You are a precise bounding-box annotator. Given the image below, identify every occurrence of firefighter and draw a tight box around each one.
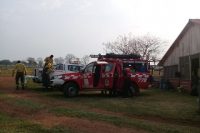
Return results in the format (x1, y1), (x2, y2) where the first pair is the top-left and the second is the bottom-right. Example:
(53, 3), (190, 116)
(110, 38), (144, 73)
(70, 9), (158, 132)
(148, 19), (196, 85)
(44, 55), (54, 66)
(12, 60), (27, 90)
(123, 68), (132, 97)
(42, 55), (54, 89)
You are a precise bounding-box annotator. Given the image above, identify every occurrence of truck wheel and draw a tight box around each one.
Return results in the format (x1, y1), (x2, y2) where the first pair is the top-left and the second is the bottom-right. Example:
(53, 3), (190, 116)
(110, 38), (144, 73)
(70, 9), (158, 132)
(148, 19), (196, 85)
(63, 82), (79, 97)
(128, 83), (140, 97)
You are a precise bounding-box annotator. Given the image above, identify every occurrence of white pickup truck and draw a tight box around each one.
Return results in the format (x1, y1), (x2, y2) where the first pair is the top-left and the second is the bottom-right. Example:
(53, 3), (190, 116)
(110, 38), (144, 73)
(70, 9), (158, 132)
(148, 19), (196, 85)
(33, 63), (84, 86)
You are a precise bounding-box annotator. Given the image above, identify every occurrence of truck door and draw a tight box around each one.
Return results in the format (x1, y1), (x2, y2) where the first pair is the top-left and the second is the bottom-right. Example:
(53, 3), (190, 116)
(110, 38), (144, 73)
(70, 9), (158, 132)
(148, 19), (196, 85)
(113, 63), (123, 90)
(101, 63), (115, 89)
(82, 62), (94, 88)
(93, 65), (101, 87)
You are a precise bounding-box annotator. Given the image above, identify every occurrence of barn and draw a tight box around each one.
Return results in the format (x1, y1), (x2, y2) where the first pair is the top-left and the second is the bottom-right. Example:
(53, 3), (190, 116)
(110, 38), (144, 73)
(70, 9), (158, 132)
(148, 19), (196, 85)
(158, 19), (200, 93)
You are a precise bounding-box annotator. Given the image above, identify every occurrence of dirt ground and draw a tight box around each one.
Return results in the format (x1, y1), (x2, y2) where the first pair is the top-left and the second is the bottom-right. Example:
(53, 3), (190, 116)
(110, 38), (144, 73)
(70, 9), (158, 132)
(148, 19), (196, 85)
(0, 77), (148, 133)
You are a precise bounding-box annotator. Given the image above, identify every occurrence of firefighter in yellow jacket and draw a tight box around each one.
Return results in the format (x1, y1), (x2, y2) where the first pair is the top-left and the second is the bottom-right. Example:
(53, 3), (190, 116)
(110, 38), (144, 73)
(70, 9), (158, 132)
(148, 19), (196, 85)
(12, 60), (27, 90)
(44, 55), (53, 67)
(42, 55), (54, 89)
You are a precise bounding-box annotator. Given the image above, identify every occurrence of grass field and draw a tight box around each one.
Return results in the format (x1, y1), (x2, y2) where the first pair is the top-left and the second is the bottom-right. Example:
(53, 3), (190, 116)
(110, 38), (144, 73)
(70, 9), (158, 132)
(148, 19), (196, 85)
(0, 66), (34, 77)
(0, 76), (200, 133)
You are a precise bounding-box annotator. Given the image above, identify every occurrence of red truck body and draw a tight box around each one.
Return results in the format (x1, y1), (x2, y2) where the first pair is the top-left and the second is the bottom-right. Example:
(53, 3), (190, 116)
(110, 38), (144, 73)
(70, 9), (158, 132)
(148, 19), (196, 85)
(61, 54), (150, 97)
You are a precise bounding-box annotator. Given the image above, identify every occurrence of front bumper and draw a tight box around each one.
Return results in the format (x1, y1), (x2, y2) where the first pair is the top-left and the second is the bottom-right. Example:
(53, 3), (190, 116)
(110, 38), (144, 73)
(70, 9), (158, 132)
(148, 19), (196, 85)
(50, 78), (65, 87)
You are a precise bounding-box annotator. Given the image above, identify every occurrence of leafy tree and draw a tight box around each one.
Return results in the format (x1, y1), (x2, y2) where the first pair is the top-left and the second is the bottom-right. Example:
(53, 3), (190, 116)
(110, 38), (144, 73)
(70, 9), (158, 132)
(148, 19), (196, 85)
(27, 57), (37, 66)
(0, 60), (12, 65)
(54, 57), (65, 64)
(37, 57), (43, 67)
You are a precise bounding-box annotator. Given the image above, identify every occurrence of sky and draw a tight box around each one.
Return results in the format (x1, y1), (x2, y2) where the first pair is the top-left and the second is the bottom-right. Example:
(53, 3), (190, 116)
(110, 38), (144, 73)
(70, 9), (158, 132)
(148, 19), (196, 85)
(1, 0), (200, 61)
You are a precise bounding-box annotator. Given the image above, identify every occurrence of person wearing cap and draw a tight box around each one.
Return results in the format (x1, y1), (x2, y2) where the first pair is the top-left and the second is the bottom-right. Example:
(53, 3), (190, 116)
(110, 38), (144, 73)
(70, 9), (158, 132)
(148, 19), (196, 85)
(12, 60), (27, 90)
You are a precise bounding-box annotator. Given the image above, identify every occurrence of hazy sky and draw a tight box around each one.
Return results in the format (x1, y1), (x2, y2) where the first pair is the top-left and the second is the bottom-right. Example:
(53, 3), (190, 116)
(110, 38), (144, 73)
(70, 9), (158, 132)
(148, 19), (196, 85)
(1, 0), (200, 61)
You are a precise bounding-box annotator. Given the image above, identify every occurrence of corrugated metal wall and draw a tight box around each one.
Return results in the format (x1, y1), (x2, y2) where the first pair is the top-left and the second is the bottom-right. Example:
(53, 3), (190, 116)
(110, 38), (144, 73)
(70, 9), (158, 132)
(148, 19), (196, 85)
(164, 24), (200, 66)
(164, 65), (178, 79)
(163, 24), (200, 80)
(179, 56), (190, 79)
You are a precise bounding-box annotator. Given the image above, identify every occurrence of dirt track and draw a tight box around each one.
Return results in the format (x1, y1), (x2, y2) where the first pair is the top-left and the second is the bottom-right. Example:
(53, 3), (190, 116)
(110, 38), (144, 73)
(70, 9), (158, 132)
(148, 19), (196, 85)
(0, 77), (147, 133)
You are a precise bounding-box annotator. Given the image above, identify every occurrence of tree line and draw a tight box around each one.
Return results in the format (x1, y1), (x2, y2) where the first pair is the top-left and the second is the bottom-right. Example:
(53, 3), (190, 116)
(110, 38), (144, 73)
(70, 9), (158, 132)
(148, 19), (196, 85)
(0, 54), (90, 67)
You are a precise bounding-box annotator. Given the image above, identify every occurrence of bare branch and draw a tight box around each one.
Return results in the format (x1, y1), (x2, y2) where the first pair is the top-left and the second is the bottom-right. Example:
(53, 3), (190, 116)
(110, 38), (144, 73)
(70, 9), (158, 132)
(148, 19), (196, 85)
(103, 33), (166, 61)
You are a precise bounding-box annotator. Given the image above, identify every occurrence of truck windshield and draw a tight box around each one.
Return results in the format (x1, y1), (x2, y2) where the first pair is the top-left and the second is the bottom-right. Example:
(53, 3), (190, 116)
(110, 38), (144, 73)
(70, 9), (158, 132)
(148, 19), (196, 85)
(105, 63), (114, 72)
(68, 65), (82, 72)
(123, 62), (148, 72)
(55, 64), (64, 70)
(101, 63), (114, 72)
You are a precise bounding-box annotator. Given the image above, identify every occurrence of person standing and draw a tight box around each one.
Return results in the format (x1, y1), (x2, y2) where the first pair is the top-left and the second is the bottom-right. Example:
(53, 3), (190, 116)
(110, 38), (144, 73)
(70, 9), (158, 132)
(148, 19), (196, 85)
(123, 68), (132, 97)
(42, 55), (54, 90)
(44, 55), (54, 66)
(12, 60), (27, 90)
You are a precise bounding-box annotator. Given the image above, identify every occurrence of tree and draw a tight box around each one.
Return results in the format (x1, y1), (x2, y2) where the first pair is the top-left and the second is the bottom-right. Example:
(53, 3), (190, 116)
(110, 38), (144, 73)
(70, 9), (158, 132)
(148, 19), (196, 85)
(81, 55), (90, 65)
(54, 57), (65, 64)
(37, 57), (43, 67)
(0, 60), (12, 65)
(65, 54), (76, 63)
(27, 57), (37, 66)
(103, 33), (166, 60)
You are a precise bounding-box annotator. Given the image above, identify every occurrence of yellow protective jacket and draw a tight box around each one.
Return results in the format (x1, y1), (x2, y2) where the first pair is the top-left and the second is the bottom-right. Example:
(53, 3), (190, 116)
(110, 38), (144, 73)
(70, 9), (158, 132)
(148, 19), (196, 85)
(44, 62), (54, 74)
(44, 57), (54, 73)
(13, 63), (27, 75)
(44, 57), (53, 65)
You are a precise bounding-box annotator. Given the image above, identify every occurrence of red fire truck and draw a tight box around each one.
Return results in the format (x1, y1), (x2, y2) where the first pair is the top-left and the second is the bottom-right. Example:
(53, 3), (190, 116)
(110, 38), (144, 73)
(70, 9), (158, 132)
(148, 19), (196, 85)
(60, 54), (150, 97)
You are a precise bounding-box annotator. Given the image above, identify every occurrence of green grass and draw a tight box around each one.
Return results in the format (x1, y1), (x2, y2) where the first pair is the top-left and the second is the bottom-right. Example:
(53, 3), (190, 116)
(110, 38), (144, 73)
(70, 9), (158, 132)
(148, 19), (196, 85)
(45, 88), (200, 133)
(0, 112), (75, 133)
(0, 93), (45, 112)
(50, 107), (200, 133)
(48, 89), (200, 122)
(25, 78), (43, 89)
(0, 78), (200, 133)
(0, 67), (33, 77)
(12, 99), (45, 111)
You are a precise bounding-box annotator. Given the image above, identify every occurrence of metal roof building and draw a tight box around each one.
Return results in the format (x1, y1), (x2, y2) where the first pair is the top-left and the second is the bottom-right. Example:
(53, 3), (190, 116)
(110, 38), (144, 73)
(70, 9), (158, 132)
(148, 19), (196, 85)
(158, 19), (200, 92)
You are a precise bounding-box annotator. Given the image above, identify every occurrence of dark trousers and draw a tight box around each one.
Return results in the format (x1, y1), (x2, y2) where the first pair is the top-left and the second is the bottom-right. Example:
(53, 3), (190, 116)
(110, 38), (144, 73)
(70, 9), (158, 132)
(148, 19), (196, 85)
(123, 78), (131, 97)
(42, 70), (50, 88)
(15, 72), (25, 88)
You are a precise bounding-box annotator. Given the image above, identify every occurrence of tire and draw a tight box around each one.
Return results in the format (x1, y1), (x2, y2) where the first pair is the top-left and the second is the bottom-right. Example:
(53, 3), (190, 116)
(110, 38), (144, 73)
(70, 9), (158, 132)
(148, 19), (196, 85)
(128, 83), (140, 97)
(63, 82), (79, 97)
